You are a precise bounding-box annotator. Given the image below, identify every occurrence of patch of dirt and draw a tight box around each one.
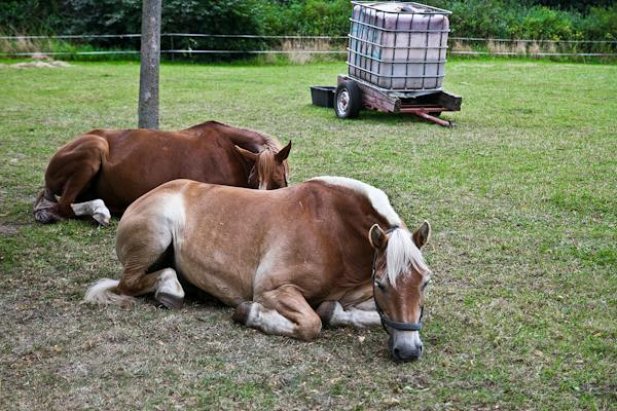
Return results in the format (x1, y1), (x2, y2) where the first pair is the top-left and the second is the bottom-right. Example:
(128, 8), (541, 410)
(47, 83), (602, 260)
(15, 61), (70, 68)
(0, 58), (70, 69)
(0, 223), (19, 235)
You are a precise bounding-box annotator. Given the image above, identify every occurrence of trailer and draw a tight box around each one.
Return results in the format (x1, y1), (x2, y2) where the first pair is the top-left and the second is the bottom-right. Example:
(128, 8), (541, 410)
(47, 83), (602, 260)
(311, 1), (462, 127)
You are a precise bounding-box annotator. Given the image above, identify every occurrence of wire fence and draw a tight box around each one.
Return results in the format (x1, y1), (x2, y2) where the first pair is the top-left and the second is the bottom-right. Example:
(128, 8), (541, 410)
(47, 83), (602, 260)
(1, 33), (616, 59)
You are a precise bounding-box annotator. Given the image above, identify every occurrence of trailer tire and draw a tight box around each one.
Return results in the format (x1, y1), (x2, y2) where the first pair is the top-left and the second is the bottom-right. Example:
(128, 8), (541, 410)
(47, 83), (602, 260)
(334, 80), (362, 119)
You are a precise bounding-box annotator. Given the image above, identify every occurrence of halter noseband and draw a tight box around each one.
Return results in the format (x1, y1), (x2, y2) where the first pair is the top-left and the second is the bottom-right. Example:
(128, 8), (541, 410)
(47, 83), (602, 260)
(372, 226), (424, 334)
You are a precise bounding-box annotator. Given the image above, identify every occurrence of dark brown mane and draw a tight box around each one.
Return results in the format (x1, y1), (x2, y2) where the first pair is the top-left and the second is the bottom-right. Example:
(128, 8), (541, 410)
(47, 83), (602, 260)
(184, 120), (281, 153)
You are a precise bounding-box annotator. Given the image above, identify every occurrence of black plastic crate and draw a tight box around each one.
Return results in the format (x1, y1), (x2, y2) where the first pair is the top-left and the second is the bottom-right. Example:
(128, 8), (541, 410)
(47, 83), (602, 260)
(310, 86), (336, 108)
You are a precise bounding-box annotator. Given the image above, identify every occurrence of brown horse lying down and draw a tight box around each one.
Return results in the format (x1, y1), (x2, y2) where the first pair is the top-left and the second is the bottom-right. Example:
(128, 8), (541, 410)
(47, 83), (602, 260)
(34, 120), (291, 225)
(85, 177), (432, 362)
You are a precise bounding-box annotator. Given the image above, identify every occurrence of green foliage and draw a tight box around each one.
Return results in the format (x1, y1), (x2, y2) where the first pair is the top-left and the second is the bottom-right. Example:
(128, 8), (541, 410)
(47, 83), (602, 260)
(64, 0), (142, 35)
(532, 0), (614, 13)
(0, 0), (616, 47)
(161, 0), (266, 56)
(0, 0), (65, 34)
(581, 4), (617, 41)
(447, 0), (514, 38)
(509, 6), (577, 40)
(426, 0), (617, 41)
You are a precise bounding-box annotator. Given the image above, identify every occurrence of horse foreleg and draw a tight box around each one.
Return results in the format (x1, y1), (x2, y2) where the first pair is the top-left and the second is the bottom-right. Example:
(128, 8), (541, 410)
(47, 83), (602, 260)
(232, 285), (322, 341)
(316, 299), (381, 328)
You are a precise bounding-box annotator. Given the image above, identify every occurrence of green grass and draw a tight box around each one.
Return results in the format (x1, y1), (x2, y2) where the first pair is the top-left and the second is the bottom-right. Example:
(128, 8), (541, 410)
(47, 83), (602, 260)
(0, 59), (616, 410)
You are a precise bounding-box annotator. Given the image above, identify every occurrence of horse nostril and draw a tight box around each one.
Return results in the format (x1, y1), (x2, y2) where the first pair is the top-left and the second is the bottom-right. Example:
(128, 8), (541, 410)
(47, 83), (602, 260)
(392, 344), (422, 362)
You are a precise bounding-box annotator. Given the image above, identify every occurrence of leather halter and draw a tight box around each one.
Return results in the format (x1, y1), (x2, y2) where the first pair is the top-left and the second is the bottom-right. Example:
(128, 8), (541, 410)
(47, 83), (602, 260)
(371, 226), (424, 333)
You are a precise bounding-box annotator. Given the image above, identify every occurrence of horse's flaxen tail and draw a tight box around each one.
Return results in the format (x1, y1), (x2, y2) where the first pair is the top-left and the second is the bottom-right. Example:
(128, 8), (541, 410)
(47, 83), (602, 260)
(84, 278), (136, 307)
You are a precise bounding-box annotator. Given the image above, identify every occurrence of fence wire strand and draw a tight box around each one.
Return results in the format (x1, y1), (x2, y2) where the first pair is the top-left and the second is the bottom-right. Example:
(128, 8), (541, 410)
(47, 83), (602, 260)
(1, 33), (616, 58)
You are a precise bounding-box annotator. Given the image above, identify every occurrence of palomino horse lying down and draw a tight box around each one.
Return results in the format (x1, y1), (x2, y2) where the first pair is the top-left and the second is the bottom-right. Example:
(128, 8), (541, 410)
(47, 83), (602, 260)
(85, 177), (432, 361)
(34, 120), (291, 225)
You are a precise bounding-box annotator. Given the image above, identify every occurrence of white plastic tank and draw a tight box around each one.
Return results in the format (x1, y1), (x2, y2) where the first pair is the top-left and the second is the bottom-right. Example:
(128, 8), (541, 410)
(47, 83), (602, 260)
(348, 1), (450, 92)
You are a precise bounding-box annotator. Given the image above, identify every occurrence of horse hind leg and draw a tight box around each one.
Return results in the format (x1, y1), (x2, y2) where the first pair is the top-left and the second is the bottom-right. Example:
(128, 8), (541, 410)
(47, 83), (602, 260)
(84, 267), (185, 309)
(152, 268), (185, 309)
(38, 134), (109, 224)
(85, 217), (185, 308)
(119, 266), (185, 309)
(71, 199), (111, 225)
(84, 278), (136, 308)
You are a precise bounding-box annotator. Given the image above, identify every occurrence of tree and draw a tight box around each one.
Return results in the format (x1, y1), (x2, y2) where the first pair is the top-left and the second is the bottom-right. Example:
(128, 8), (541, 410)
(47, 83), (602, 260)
(138, 0), (161, 129)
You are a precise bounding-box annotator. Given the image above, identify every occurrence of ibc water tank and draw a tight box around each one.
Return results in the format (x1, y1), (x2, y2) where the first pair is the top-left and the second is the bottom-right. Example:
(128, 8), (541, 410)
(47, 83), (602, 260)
(348, 2), (451, 93)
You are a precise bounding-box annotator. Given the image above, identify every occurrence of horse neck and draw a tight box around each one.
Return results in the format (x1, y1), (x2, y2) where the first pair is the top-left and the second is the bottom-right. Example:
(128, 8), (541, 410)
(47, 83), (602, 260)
(187, 121), (280, 153)
(323, 186), (392, 283)
(229, 129), (280, 154)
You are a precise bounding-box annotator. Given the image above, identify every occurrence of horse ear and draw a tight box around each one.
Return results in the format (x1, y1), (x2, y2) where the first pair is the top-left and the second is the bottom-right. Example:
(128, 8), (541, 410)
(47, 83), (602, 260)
(235, 145), (258, 162)
(369, 224), (388, 250)
(275, 141), (292, 163)
(412, 221), (431, 249)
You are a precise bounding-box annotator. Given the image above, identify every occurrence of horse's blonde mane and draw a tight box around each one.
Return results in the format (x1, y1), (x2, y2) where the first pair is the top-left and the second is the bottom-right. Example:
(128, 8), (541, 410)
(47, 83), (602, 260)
(311, 176), (430, 284)
(386, 228), (430, 284)
(310, 176), (401, 226)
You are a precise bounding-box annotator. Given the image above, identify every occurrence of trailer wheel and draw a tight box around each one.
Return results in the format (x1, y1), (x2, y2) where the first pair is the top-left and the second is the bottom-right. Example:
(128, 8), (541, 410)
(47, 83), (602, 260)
(334, 80), (362, 119)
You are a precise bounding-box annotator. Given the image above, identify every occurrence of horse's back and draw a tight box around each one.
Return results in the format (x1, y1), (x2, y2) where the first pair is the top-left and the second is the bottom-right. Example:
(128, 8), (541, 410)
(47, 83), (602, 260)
(184, 120), (281, 153)
(96, 128), (250, 209)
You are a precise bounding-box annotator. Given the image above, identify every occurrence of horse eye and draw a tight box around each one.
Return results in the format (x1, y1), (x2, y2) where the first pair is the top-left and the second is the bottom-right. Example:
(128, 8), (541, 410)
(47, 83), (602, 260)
(375, 280), (385, 291)
(421, 280), (431, 291)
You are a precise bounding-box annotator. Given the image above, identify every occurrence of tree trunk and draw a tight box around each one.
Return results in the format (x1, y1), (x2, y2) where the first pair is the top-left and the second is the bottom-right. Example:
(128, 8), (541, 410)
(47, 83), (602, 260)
(138, 0), (162, 129)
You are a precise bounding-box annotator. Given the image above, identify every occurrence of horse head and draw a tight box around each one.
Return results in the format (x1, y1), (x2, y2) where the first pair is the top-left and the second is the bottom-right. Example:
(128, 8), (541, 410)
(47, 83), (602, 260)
(235, 141), (291, 190)
(369, 221), (432, 362)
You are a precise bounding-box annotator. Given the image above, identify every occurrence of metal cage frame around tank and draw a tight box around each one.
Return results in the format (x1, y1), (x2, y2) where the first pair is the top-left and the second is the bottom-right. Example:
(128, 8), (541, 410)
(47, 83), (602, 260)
(347, 1), (452, 95)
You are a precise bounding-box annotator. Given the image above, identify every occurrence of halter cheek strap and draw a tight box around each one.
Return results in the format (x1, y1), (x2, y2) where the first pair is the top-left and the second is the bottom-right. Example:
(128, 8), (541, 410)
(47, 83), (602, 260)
(372, 225), (424, 334)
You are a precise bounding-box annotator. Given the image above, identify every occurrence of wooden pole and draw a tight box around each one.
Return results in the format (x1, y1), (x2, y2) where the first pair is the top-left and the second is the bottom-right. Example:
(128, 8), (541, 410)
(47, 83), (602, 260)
(138, 0), (162, 129)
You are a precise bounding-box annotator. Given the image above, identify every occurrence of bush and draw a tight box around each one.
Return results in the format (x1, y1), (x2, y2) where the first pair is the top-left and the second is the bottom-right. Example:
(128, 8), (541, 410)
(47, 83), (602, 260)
(512, 6), (577, 40)
(580, 4), (617, 41)
(447, 0), (513, 38)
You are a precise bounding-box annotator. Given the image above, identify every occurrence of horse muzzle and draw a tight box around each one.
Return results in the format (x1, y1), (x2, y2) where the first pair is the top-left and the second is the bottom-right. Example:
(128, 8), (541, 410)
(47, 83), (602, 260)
(388, 332), (424, 362)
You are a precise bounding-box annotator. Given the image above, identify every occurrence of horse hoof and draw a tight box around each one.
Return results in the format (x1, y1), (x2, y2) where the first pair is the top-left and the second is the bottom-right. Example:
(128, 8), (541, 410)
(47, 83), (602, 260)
(93, 213), (111, 226)
(34, 209), (59, 224)
(232, 301), (252, 324)
(155, 292), (184, 309)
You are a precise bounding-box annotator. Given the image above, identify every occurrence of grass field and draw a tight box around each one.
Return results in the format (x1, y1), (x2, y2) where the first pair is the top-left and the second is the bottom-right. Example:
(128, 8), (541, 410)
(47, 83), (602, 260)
(1, 59), (616, 410)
